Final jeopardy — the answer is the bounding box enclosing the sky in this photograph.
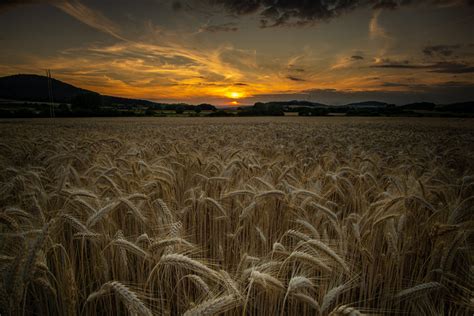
[0,0,473,105]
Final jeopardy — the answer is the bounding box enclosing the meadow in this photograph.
[0,117,472,315]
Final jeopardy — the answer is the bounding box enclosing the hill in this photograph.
[436,101,474,113]
[0,74,164,107]
[0,74,91,103]
[346,101,389,108]
[259,100,328,108]
[400,102,436,111]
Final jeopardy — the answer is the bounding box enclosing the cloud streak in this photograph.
[286,75,306,82]
[0,0,123,39]
[54,0,124,40]
[198,22,238,33]
[351,55,364,60]
[372,59,474,73]
[369,9,389,40]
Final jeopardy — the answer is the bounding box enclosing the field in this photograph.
[0,117,473,315]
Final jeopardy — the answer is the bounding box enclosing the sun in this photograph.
[227,91,242,99]
[230,101,239,105]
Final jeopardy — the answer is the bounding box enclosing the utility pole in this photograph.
[46,69,55,118]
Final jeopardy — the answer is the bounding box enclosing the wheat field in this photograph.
[0,117,473,315]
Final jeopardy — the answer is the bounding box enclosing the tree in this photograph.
[175,106,185,114]
[194,106,202,114]
[298,107,329,116]
[71,92,103,110]
[198,103,216,111]
[145,107,155,116]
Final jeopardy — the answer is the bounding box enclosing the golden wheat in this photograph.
[0,117,472,315]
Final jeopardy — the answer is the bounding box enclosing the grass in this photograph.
[0,117,473,315]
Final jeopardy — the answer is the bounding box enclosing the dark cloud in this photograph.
[206,0,359,27]
[208,0,261,15]
[233,82,248,86]
[430,62,474,73]
[288,66,305,72]
[1,0,29,12]
[381,82,412,87]
[372,59,474,73]
[379,80,474,90]
[372,0,399,10]
[372,61,428,69]
[286,75,306,82]
[373,0,474,9]
[172,1,183,11]
[423,44,461,57]
[301,81,474,104]
[0,0,62,13]
[242,80,473,105]
[351,55,364,60]
[203,0,472,28]
[199,22,238,32]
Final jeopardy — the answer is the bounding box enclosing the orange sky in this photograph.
[1,0,473,105]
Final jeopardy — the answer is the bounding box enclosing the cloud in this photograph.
[3,0,473,30]
[199,0,472,28]
[172,1,183,11]
[351,55,365,60]
[430,62,474,73]
[372,0,400,10]
[239,79,474,105]
[372,59,474,73]
[207,0,261,15]
[54,0,123,40]
[331,54,366,70]
[286,75,306,82]
[381,80,473,88]
[5,35,271,101]
[0,0,123,39]
[369,9,388,39]
[372,59,428,69]
[0,0,57,13]
[422,44,461,57]
[301,81,474,104]
[381,82,412,87]
[2,0,472,105]
[199,22,238,32]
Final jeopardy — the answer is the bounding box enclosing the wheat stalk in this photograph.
[86,281,152,316]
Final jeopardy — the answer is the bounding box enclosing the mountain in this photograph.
[400,102,436,111]
[0,74,91,103]
[101,95,161,108]
[256,100,328,108]
[0,74,160,107]
[346,101,388,107]
[436,101,474,113]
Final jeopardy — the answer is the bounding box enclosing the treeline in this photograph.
[70,92,216,112]
[238,101,474,117]
[0,92,218,118]
[1,93,473,118]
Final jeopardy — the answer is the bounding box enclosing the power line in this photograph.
[46,69,55,118]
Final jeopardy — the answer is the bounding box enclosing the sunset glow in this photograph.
[228,92,243,99]
[0,1,472,105]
